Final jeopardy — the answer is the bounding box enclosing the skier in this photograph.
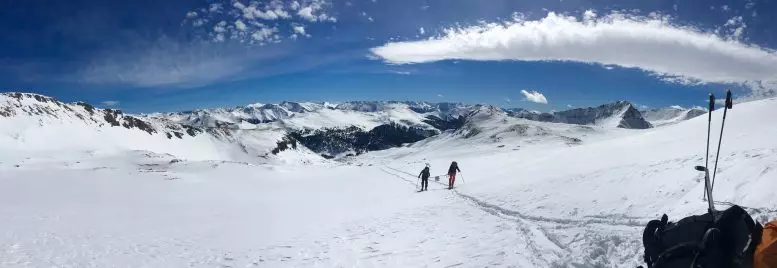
[447,161,461,189]
[418,163,431,191]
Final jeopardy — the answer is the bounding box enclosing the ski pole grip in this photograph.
[725,90,733,109]
[709,94,715,113]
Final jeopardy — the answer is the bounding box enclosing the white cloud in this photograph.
[274,9,291,19]
[252,27,278,42]
[670,105,684,109]
[213,21,228,41]
[370,11,777,95]
[237,3,281,20]
[186,0,336,46]
[721,5,730,11]
[292,25,306,35]
[233,1,246,10]
[235,20,247,31]
[192,19,206,27]
[392,71,411,75]
[298,7,317,21]
[360,11,373,22]
[209,3,223,13]
[186,11,198,18]
[723,16,746,40]
[419,27,425,35]
[504,98,511,103]
[566,104,574,108]
[437,94,444,98]
[520,90,548,104]
[101,100,120,107]
[296,0,336,22]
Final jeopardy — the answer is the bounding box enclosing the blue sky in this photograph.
[1,0,776,113]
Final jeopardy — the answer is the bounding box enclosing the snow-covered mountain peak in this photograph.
[278,101,318,113]
[1,92,71,118]
[642,105,708,127]
[467,104,507,118]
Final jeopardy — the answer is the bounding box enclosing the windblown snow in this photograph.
[2,92,776,268]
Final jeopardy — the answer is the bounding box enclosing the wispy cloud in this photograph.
[370,11,777,95]
[520,89,548,104]
[73,35,315,88]
[360,12,373,22]
[101,100,120,107]
[77,38,260,88]
[504,98,511,103]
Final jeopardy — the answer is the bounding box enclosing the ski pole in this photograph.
[711,90,733,193]
[695,165,716,213]
[703,94,715,201]
[460,172,465,184]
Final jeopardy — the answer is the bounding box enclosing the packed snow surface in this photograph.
[2,97,777,267]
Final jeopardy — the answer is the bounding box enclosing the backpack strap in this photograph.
[715,205,761,266]
[643,215,669,267]
[652,242,701,268]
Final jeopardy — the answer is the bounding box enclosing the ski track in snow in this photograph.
[380,165,646,267]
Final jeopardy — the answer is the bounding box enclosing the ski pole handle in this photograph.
[708,94,715,116]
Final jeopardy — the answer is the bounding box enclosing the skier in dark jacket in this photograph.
[447,161,461,189]
[418,164,431,191]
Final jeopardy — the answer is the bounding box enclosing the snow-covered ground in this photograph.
[2,97,777,267]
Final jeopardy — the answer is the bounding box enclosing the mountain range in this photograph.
[0,92,707,162]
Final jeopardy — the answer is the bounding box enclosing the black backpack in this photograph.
[640,205,763,268]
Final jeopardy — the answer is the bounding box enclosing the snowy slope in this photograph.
[642,105,708,126]
[0,93,324,165]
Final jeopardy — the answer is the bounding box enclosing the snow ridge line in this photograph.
[382,165,648,228]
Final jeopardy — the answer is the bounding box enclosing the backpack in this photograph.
[755,221,777,268]
[641,205,762,268]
